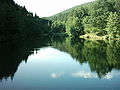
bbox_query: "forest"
[0,0,120,41]
[0,0,51,41]
[49,0,120,39]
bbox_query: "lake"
[0,37,120,90]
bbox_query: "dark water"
[0,37,120,90]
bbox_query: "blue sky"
[14,0,95,17]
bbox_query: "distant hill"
[49,0,120,22]
[49,1,95,21]
[49,0,120,39]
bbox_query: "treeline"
[51,37,120,78]
[0,0,51,41]
[49,0,120,39]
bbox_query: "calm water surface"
[0,37,120,90]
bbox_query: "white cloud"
[51,72,64,79]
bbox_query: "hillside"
[0,0,51,41]
[49,1,94,21]
[49,0,120,39]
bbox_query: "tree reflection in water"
[0,36,120,80]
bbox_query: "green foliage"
[0,1,51,41]
[66,17,84,36]
[49,0,120,38]
[51,21,66,34]
[106,12,120,38]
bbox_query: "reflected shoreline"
[0,36,120,81]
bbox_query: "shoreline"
[80,34,120,40]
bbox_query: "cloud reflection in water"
[71,70,120,79]
[51,72,64,78]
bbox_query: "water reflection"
[51,72,64,78]
[51,37,120,78]
[71,71,120,79]
[0,37,50,80]
[0,36,120,81]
